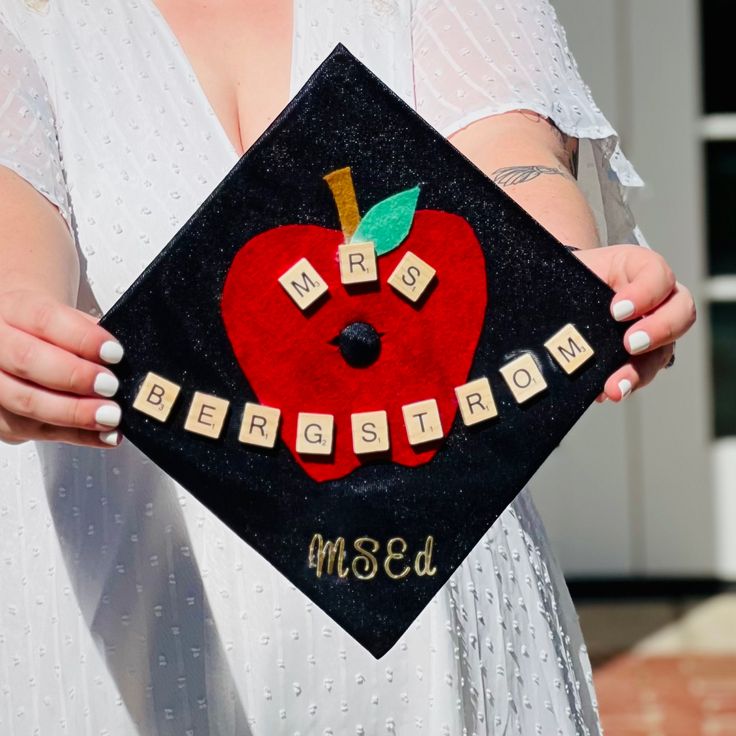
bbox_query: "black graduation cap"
[100,44,628,658]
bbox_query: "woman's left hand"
[573,244,697,401]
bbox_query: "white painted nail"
[93,372,119,398]
[612,299,635,321]
[95,404,121,427]
[99,340,124,364]
[618,379,632,400]
[628,330,651,354]
[99,430,120,447]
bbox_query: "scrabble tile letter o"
[499,354,547,404]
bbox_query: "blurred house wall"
[532,0,719,579]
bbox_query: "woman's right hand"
[0,289,125,448]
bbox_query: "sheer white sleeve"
[410,0,646,246]
[0,16,71,228]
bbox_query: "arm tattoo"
[491,164,567,188]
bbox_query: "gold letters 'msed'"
[307,534,438,580]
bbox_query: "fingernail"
[93,372,119,398]
[99,430,120,447]
[612,299,635,321]
[95,404,121,427]
[99,340,124,364]
[618,379,632,400]
[628,330,651,354]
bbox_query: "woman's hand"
[574,244,697,401]
[0,289,125,448]
[448,113,695,403]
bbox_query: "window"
[701,0,736,437]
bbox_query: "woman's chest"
[152,0,293,157]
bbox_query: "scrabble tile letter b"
[132,372,181,422]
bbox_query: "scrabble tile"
[132,372,181,422]
[351,410,390,454]
[387,251,436,303]
[402,399,443,445]
[296,412,334,455]
[184,391,230,439]
[278,257,328,310]
[454,377,498,426]
[238,402,281,448]
[499,353,547,404]
[339,241,378,284]
[544,323,595,374]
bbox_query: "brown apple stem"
[323,166,361,240]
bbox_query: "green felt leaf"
[351,186,420,255]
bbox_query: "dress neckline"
[141,0,296,166]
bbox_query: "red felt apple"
[221,182,487,482]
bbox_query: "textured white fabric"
[0,1,640,734]
[0,20,69,223]
[410,0,644,247]
[411,0,637,174]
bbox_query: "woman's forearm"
[0,167,124,450]
[448,110,600,249]
[0,167,80,304]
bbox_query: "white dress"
[0,2,643,734]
